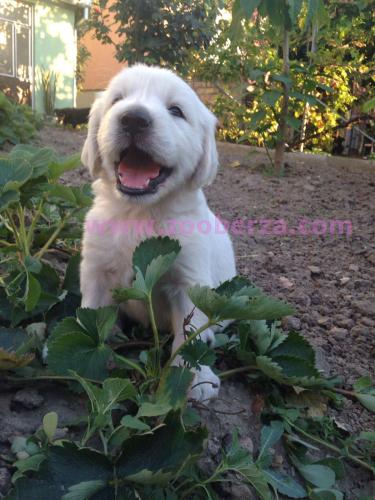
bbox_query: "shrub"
[0,92,43,147]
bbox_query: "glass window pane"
[16,24,29,81]
[0,21,14,76]
[0,1,31,25]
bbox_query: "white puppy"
[80,65,236,401]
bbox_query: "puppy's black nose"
[120,107,152,135]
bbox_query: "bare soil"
[1,125,374,498]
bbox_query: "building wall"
[34,1,77,111]
[77,0,124,106]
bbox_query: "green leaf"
[297,464,336,488]
[286,116,302,131]
[133,237,181,292]
[112,287,147,302]
[43,412,58,441]
[101,378,137,409]
[121,415,151,432]
[263,468,306,498]
[24,274,41,312]
[47,316,113,381]
[117,412,207,484]
[0,158,32,191]
[240,0,261,18]
[353,376,373,392]
[238,464,272,500]
[76,306,118,344]
[7,443,112,500]
[316,458,344,480]
[258,421,284,460]
[309,489,344,500]
[48,154,81,180]
[133,236,181,277]
[189,283,293,322]
[180,339,215,369]
[12,453,46,483]
[0,189,20,211]
[262,90,282,107]
[271,331,315,364]
[156,366,194,410]
[355,393,375,413]
[137,402,173,418]
[62,480,106,500]
[362,96,375,113]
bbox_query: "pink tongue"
[118,162,161,189]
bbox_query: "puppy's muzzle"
[121,107,152,136]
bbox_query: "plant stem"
[219,365,258,379]
[34,214,70,259]
[331,387,356,398]
[5,374,103,385]
[286,419,375,474]
[147,292,160,374]
[5,209,21,249]
[26,199,44,249]
[99,429,108,456]
[114,354,147,379]
[17,206,29,255]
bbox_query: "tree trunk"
[299,22,318,152]
[274,29,290,172]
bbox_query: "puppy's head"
[81,65,218,204]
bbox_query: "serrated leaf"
[112,287,147,302]
[137,402,172,418]
[258,421,284,460]
[180,340,216,369]
[237,464,272,500]
[47,317,112,381]
[133,236,181,277]
[7,443,112,500]
[0,158,32,191]
[76,306,118,344]
[62,480,106,500]
[117,412,207,484]
[121,415,150,432]
[263,468,306,498]
[101,378,137,410]
[156,366,194,410]
[271,331,315,364]
[189,284,293,322]
[0,189,20,210]
[48,154,81,180]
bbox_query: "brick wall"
[189,80,219,105]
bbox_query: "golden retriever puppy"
[80,65,236,401]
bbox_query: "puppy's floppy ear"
[81,97,104,178]
[191,108,219,188]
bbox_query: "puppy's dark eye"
[112,96,122,106]
[168,105,185,119]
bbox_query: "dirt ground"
[1,125,374,498]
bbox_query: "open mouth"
[115,146,172,196]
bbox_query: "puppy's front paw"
[198,327,215,347]
[189,365,220,402]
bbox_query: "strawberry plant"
[0,145,91,327]
[1,147,374,499]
